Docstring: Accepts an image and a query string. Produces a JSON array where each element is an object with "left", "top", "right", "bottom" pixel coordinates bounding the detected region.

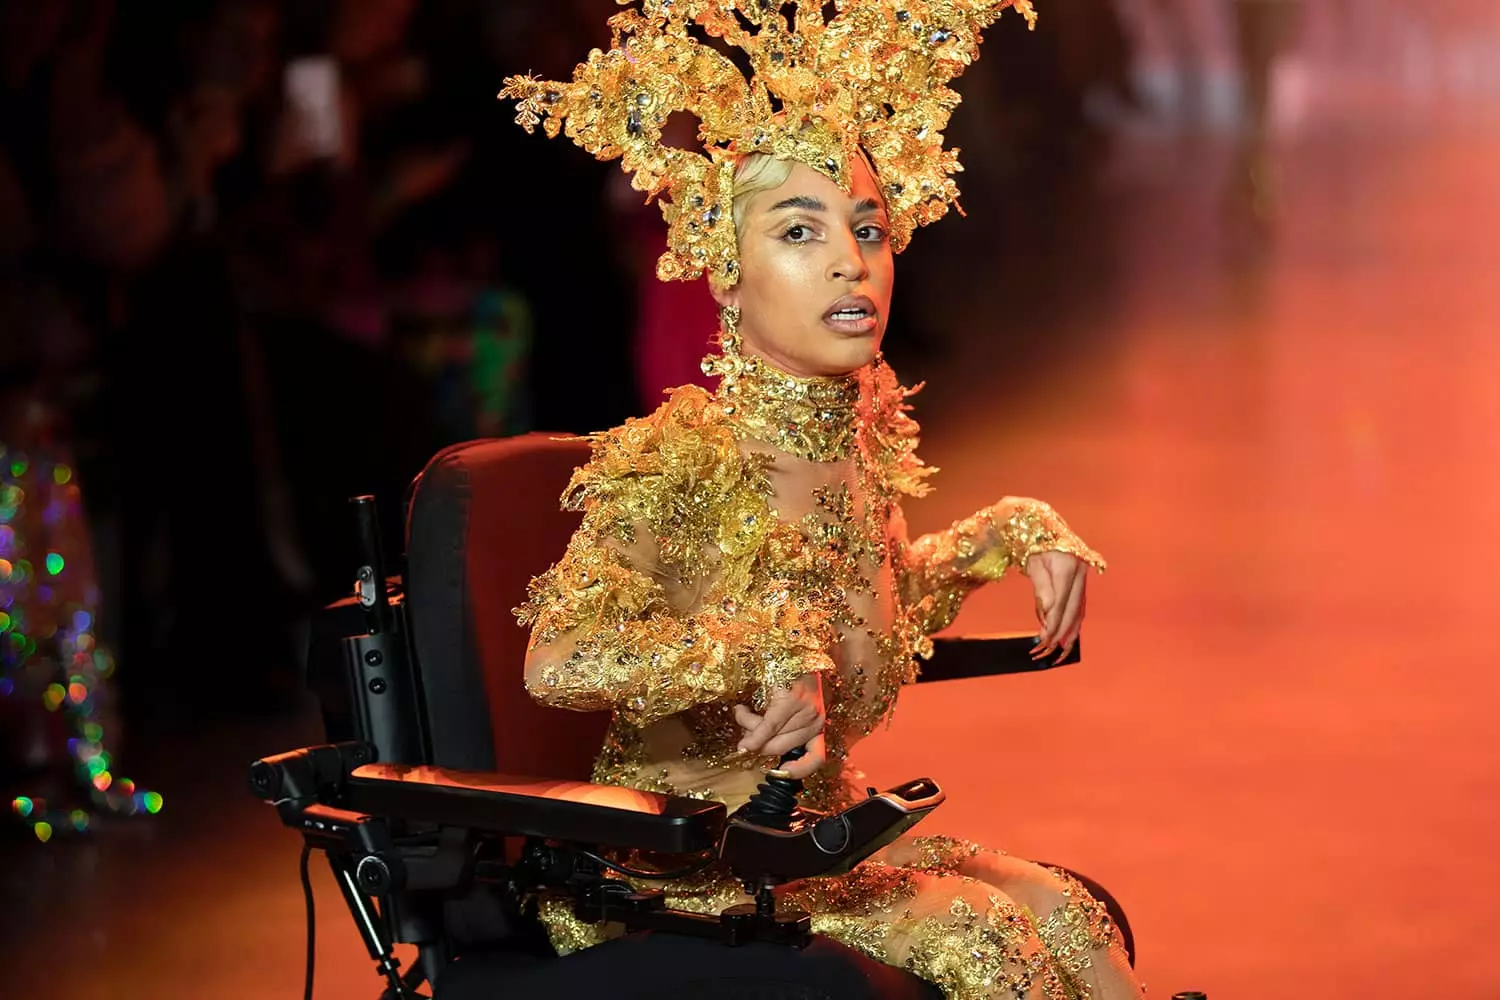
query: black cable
[
  {"left": 575, "top": 847, "right": 717, "bottom": 882},
  {"left": 300, "top": 843, "right": 316, "bottom": 1000}
]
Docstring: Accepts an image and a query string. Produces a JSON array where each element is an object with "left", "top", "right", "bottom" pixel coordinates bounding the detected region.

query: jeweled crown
[{"left": 500, "top": 0, "right": 1036, "bottom": 291}]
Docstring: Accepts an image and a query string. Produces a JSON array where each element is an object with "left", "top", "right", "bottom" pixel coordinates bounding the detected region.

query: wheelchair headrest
[{"left": 405, "top": 433, "right": 609, "bottom": 779}]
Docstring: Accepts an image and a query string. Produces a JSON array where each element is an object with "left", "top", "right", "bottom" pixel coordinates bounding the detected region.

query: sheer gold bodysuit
[{"left": 515, "top": 355, "right": 1138, "bottom": 999}]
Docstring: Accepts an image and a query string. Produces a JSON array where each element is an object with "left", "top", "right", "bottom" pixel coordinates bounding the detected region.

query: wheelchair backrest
[{"left": 404, "top": 433, "right": 609, "bottom": 779}]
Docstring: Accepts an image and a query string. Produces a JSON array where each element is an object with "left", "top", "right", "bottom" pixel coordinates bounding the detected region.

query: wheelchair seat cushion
[{"left": 436, "top": 932, "right": 943, "bottom": 1000}]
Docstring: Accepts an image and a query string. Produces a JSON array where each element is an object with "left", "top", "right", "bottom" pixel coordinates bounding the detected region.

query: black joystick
[{"left": 740, "top": 747, "right": 806, "bottom": 830}]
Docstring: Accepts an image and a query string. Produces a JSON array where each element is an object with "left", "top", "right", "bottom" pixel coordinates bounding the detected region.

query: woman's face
[{"left": 716, "top": 156, "right": 893, "bottom": 378}]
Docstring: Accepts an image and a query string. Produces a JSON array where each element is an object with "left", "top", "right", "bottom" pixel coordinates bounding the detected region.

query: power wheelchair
[{"left": 248, "top": 433, "right": 1183, "bottom": 1000}]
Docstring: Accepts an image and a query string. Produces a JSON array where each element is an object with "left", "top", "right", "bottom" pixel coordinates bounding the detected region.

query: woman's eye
[
  {"left": 857, "top": 225, "right": 887, "bottom": 242},
  {"left": 783, "top": 224, "right": 811, "bottom": 243}
]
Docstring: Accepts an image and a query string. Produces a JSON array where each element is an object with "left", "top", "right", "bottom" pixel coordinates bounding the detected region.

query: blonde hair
[
  {"left": 730, "top": 150, "right": 885, "bottom": 241},
  {"left": 731, "top": 153, "right": 794, "bottom": 238}
]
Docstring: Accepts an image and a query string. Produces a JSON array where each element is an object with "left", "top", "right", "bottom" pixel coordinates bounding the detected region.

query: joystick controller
[
  {"left": 739, "top": 747, "right": 808, "bottom": 830},
  {"left": 722, "top": 746, "right": 946, "bottom": 887}
]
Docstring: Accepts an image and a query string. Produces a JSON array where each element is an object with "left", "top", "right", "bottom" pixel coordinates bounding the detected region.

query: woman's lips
[{"left": 823, "top": 294, "right": 878, "bottom": 335}]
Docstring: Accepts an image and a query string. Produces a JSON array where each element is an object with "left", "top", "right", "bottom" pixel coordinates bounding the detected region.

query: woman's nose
[{"left": 828, "top": 231, "right": 869, "bottom": 283}]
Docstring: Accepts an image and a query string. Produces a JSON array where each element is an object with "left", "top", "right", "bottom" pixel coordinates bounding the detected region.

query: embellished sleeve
[
  {"left": 514, "top": 396, "right": 837, "bottom": 728},
  {"left": 898, "top": 497, "right": 1106, "bottom": 638}
]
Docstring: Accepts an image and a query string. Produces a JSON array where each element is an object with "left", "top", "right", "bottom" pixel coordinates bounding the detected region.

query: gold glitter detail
[
  {"left": 516, "top": 351, "right": 1113, "bottom": 997},
  {"left": 538, "top": 895, "right": 614, "bottom": 956},
  {"left": 902, "top": 893, "right": 1070, "bottom": 1000},
  {"left": 714, "top": 349, "right": 862, "bottom": 462},
  {"left": 788, "top": 864, "right": 921, "bottom": 962},
  {"left": 515, "top": 386, "right": 839, "bottom": 728},
  {"left": 1036, "top": 867, "right": 1124, "bottom": 999},
  {"left": 541, "top": 855, "right": 1118, "bottom": 999},
  {"left": 786, "top": 862, "right": 921, "bottom": 918},
  {"left": 537, "top": 857, "right": 753, "bottom": 956},
  {"left": 517, "top": 352, "right": 1103, "bottom": 789},
  {"left": 499, "top": 0, "right": 1038, "bottom": 292},
  {"left": 903, "top": 835, "right": 987, "bottom": 875},
  {"left": 903, "top": 499, "right": 1106, "bottom": 639}
]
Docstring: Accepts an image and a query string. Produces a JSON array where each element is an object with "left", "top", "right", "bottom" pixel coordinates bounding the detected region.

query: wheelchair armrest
[
  {"left": 917, "top": 633, "right": 1080, "bottom": 683},
  {"left": 343, "top": 763, "right": 727, "bottom": 856}
]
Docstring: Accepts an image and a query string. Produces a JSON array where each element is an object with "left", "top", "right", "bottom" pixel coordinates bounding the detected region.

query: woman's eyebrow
[
  {"left": 766, "top": 195, "right": 885, "bottom": 216},
  {"left": 767, "top": 194, "right": 826, "bottom": 213}
]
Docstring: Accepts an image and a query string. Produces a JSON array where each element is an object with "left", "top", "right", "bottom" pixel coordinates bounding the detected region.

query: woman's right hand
[{"left": 733, "top": 672, "right": 826, "bottom": 780}]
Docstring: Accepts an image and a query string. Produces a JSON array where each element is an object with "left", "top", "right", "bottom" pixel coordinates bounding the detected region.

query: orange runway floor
[
  {"left": 7, "top": 57, "right": 1500, "bottom": 1000},
  {"left": 860, "top": 118, "right": 1500, "bottom": 998}
]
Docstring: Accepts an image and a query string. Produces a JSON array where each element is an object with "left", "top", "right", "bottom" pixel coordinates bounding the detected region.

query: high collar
[{"left": 713, "top": 351, "right": 865, "bottom": 462}]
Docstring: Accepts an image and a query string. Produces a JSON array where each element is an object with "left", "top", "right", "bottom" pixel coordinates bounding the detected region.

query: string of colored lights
[{"left": 1, "top": 438, "right": 161, "bottom": 842}]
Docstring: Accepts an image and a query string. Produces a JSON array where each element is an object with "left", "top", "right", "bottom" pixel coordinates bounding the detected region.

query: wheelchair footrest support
[{"left": 329, "top": 851, "right": 423, "bottom": 998}]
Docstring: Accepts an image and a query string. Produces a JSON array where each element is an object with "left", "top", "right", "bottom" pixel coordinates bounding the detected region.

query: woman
[{"left": 507, "top": 3, "right": 1144, "bottom": 996}]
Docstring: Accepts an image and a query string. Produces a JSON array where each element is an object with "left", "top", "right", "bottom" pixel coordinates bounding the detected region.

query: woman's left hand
[{"left": 1026, "top": 550, "right": 1090, "bottom": 663}]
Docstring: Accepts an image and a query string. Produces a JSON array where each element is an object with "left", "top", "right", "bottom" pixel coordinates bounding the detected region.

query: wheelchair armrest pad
[
  {"left": 917, "top": 633, "right": 1080, "bottom": 683},
  {"left": 344, "top": 764, "right": 726, "bottom": 855}
]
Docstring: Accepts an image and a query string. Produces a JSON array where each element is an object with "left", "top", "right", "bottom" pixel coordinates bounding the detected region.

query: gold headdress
[{"left": 500, "top": 0, "right": 1035, "bottom": 292}]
